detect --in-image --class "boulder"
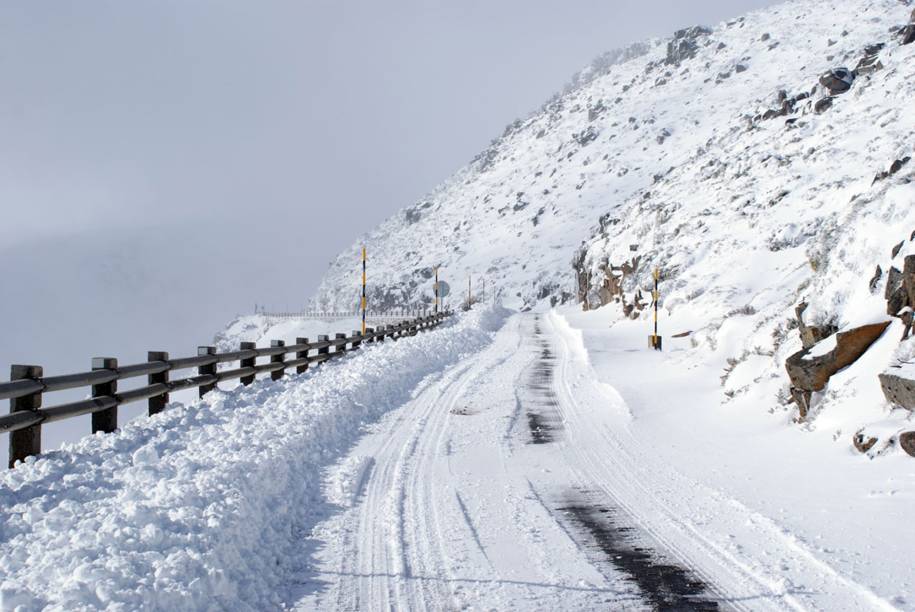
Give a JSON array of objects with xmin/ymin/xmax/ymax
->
[
  {"xmin": 786, "ymin": 321, "xmax": 891, "ymax": 392},
  {"xmin": 885, "ymin": 267, "xmax": 908, "ymax": 316},
  {"xmin": 795, "ymin": 302, "xmax": 838, "ymax": 349},
  {"xmin": 814, "ymin": 96, "xmax": 834, "ymax": 114},
  {"xmin": 900, "ymin": 432, "xmax": 915, "ymax": 457},
  {"xmin": 904, "ymin": 255, "xmax": 915, "ymax": 309},
  {"xmin": 791, "ymin": 388, "xmax": 812, "ymax": 420},
  {"xmin": 853, "ymin": 431, "xmax": 878, "ymax": 453},
  {"xmin": 869, "ymin": 265, "xmax": 883, "ymax": 292},
  {"xmin": 902, "ymin": 25, "xmax": 915, "ymax": 46},
  {"xmin": 874, "ymin": 157, "xmax": 912, "ymax": 183},
  {"xmin": 818, "ymin": 68, "xmax": 855, "ymax": 94},
  {"xmin": 879, "ymin": 370, "xmax": 915, "ymax": 410},
  {"xmin": 856, "ymin": 44, "xmax": 885, "ymax": 75},
  {"xmin": 901, "ymin": 308, "xmax": 914, "ymax": 340}
]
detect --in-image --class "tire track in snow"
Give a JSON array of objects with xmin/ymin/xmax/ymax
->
[
  {"xmin": 545, "ymin": 310, "xmax": 899, "ymax": 611},
  {"xmin": 524, "ymin": 315, "xmax": 722, "ymax": 610}
]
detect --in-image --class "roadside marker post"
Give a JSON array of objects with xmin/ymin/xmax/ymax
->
[
  {"xmin": 361, "ymin": 246, "xmax": 367, "ymax": 335},
  {"xmin": 434, "ymin": 266, "xmax": 440, "ymax": 314},
  {"xmin": 649, "ymin": 267, "xmax": 663, "ymax": 351}
]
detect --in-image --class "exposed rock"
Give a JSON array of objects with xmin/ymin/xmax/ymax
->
[
  {"xmin": 900, "ymin": 432, "xmax": 915, "ymax": 457},
  {"xmin": 853, "ymin": 431, "xmax": 878, "ymax": 453},
  {"xmin": 761, "ymin": 33, "xmax": 771, "ymax": 42},
  {"xmin": 573, "ymin": 126, "xmax": 600, "ymax": 146},
  {"xmin": 818, "ymin": 68, "xmax": 855, "ymax": 95},
  {"xmin": 901, "ymin": 308, "xmax": 914, "ymax": 340},
  {"xmin": 904, "ymin": 255, "xmax": 915, "ymax": 310},
  {"xmin": 795, "ymin": 302, "xmax": 838, "ymax": 349},
  {"xmin": 786, "ymin": 321, "xmax": 891, "ymax": 394},
  {"xmin": 874, "ymin": 157, "xmax": 912, "ymax": 183},
  {"xmin": 665, "ymin": 26, "xmax": 712, "ymax": 66},
  {"xmin": 892, "ymin": 241, "xmax": 905, "ymax": 258},
  {"xmin": 886, "ymin": 266, "xmax": 907, "ymax": 315},
  {"xmin": 881, "ymin": 370, "xmax": 915, "ymax": 410},
  {"xmin": 814, "ymin": 96, "xmax": 835, "ymax": 114},
  {"xmin": 791, "ymin": 387, "xmax": 812, "ymax": 420},
  {"xmin": 864, "ymin": 43, "xmax": 885, "ymax": 56},
  {"xmin": 735, "ymin": 64, "xmax": 748, "ymax": 73},
  {"xmin": 869, "ymin": 265, "xmax": 883, "ymax": 292},
  {"xmin": 901, "ymin": 24, "xmax": 915, "ymax": 46}
]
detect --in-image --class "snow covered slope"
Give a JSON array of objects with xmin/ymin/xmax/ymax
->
[
  {"xmin": 314, "ymin": 0, "xmax": 914, "ymax": 315},
  {"xmin": 314, "ymin": 0, "xmax": 915, "ymax": 445}
]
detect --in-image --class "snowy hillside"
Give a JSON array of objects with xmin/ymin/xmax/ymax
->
[
  {"xmin": 314, "ymin": 0, "xmax": 915, "ymax": 441},
  {"xmin": 315, "ymin": 0, "xmax": 914, "ymax": 315}
]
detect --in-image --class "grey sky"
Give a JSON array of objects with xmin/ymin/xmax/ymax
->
[{"xmin": 0, "ymin": 0, "xmax": 778, "ymax": 456}]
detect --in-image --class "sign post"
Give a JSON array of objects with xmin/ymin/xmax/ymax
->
[{"xmin": 649, "ymin": 267, "xmax": 662, "ymax": 351}]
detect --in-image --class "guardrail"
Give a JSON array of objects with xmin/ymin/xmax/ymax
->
[
  {"xmin": 1, "ymin": 311, "xmax": 452, "ymax": 469},
  {"xmin": 260, "ymin": 310, "xmax": 428, "ymax": 321}
]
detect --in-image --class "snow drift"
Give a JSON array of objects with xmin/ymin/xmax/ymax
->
[{"xmin": 0, "ymin": 306, "xmax": 508, "ymax": 611}]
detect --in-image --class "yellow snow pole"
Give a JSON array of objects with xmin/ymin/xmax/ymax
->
[{"xmin": 649, "ymin": 267, "xmax": 662, "ymax": 351}]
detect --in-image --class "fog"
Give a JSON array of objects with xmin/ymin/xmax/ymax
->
[{"xmin": 0, "ymin": 0, "xmax": 778, "ymax": 459}]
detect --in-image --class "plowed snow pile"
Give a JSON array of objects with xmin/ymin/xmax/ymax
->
[{"xmin": 0, "ymin": 308, "xmax": 507, "ymax": 610}]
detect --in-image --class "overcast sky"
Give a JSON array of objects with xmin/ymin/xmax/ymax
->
[{"xmin": 0, "ymin": 0, "xmax": 779, "ymax": 457}]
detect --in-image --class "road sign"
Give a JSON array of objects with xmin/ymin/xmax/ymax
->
[{"xmin": 436, "ymin": 280, "xmax": 451, "ymax": 298}]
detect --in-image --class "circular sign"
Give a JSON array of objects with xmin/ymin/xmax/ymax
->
[{"xmin": 436, "ymin": 280, "xmax": 451, "ymax": 298}]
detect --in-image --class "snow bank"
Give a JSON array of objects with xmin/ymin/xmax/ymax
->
[{"xmin": 0, "ymin": 306, "xmax": 509, "ymax": 611}]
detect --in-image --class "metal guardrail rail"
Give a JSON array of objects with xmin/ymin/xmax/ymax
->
[{"xmin": 2, "ymin": 311, "xmax": 452, "ymax": 468}]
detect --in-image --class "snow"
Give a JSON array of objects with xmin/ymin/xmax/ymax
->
[
  {"xmin": 290, "ymin": 309, "xmax": 913, "ymax": 610},
  {"xmin": 5, "ymin": 0, "xmax": 915, "ymax": 608},
  {"xmin": 0, "ymin": 307, "xmax": 508, "ymax": 611},
  {"xmin": 555, "ymin": 306, "xmax": 914, "ymax": 609},
  {"xmin": 309, "ymin": 0, "xmax": 915, "ymax": 452}
]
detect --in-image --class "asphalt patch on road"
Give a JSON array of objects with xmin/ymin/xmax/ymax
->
[
  {"xmin": 524, "ymin": 318, "xmax": 563, "ymax": 444},
  {"xmin": 557, "ymin": 492, "xmax": 720, "ymax": 611}
]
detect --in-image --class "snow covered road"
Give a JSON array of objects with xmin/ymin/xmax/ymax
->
[
  {"xmin": 1, "ymin": 307, "xmax": 909, "ymax": 610},
  {"xmin": 292, "ymin": 311, "xmax": 904, "ymax": 611}
]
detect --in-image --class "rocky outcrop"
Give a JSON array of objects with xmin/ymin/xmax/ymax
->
[
  {"xmin": 873, "ymin": 157, "xmax": 911, "ymax": 183},
  {"xmin": 882, "ymin": 255, "xmax": 915, "ymax": 317},
  {"xmin": 900, "ymin": 431, "xmax": 915, "ymax": 457},
  {"xmin": 902, "ymin": 25, "xmax": 915, "ymax": 46},
  {"xmin": 879, "ymin": 369, "xmax": 915, "ymax": 411},
  {"xmin": 795, "ymin": 302, "xmax": 838, "ymax": 349},
  {"xmin": 819, "ymin": 68, "xmax": 855, "ymax": 94},
  {"xmin": 855, "ymin": 43, "xmax": 885, "ymax": 75},
  {"xmin": 757, "ymin": 90, "xmax": 810, "ymax": 121},
  {"xmin": 665, "ymin": 26, "xmax": 711, "ymax": 66},
  {"xmin": 786, "ymin": 321, "xmax": 891, "ymax": 418}
]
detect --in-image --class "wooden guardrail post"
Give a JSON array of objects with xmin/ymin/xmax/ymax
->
[
  {"xmin": 296, "ymin": 338, "xmax": 309, "ymax": 374},
  {"xmin": 198, "ymin": 346, "xmax": 216, "ymax": 397},
  {"xmin": 318, "ymin": 335, "xmax": 330, "ymax": 358},
  {"xmin": 271, "ymin": 340, "xmax": 286, "ymax": 380},
  {"xmin": 8, "ymin": 364, "xmax": 43, "ymax": 468},
  {"xmin": 91, "ymin": 357, "xmax": 118, "ymax": 434},
  {"xmin": 335, "ymin": 333, "xmax": 347, "ymax": 355},
  {"xmin": 365, "ymin": 327, "xmax": 374, "ymax": 343},
  {"xmin": 148, "ymin": 351, "xmax": 169, "ymax": 415},
  {"xmin": 352, "ymin": 331, "xmax": 362, "ymax": 349},
  {"xmin": 240, "ymin": 342, "xmax": 256, "ymax": 386}
]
